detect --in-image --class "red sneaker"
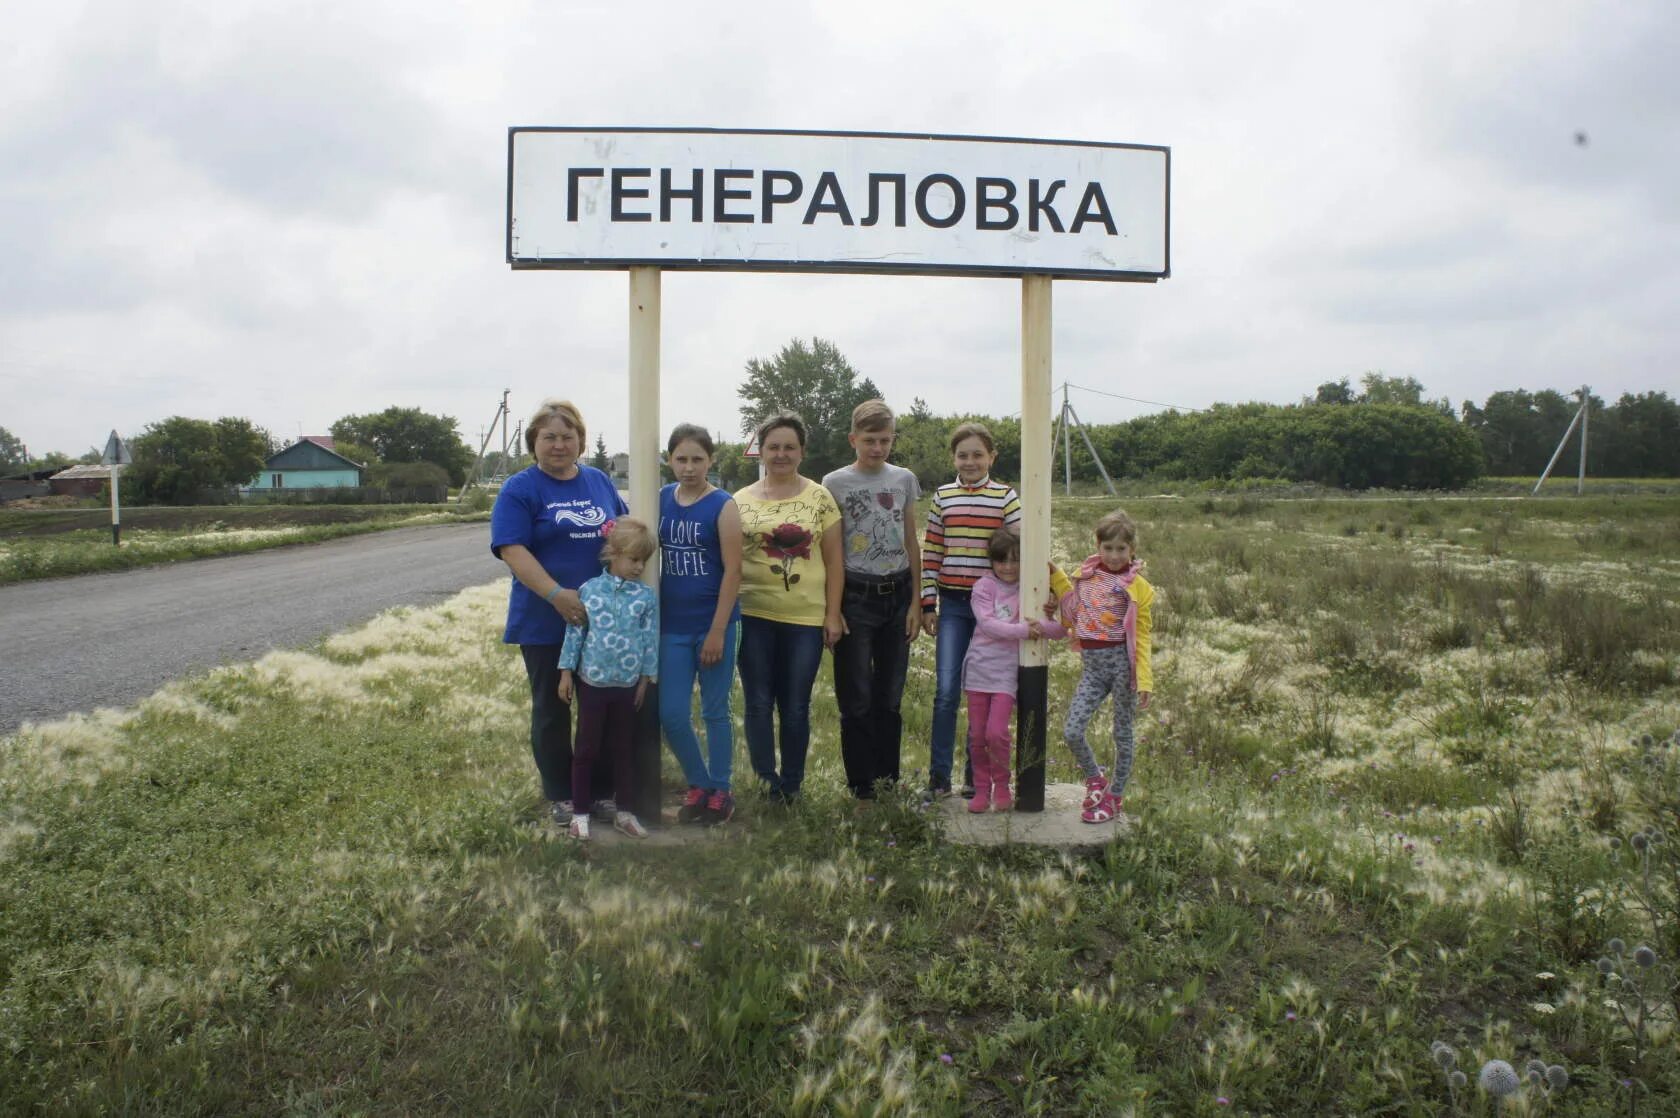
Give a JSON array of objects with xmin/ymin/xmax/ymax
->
[
  {"xmin": 1081, "ymin": 792, "xmax": 1121, "ymax": 824},
  {"xmin": 704, "ymin": 790, "xmax": 735, "ymax": 825},
  {"xmin": 1082, "ymin": 775, "xmax": 1109, "ymax": 811},
  {"xmin": 677, "ymin": 786, "xmax": 708, "ymax": 824}
]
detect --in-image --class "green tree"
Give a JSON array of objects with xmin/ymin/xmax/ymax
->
[
  {"xmin": 1313, "ymin": 378, "xmax": 1355, "ymax": 405},
  {"xmin": 737, "ymin": 337, "xmax": 882, "ymax": 479},
  {"xmin": 1357, "ymin": 371, "xmax": 1453, "ymax": 415},
  {"xmin": 0, "ymin": 426, "xmax": 27, "ymax": 471},
  {"xmin": 1598, "ymin": 391, "xmax": 1680, "ymax": 477},
  {"xmin": 30, "ymin": 450, "xmax": 77, "ymax": 472},
  {"xmin": 591, "ymin": 435, "xmax": 610, "ymax": 472},
  {"xmin": 712, "ymin": 442, "xmax": 752, "ymax": 490},
  {"xmin": 1357, "ymin": 371, "xmax": 1426, "ymax": 406},
  {"xmin": 126, "ymin": 416, "xmax": 272, "ymax": 504},
  {"xmin": 1461, "ymin": 389, "xmax": 1579, "ymax": 475},
  {"xmin": 330, "ymin": 407, "xmax": 474, "ymax": 486},
  {"xmin": 330, "ymin": 439, "xmax": 377, "ymax": 468}
]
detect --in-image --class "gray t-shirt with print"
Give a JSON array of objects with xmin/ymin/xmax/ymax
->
[{"xmin": 822, "ymin": 462, "xmax": 922, "ymax": 577}]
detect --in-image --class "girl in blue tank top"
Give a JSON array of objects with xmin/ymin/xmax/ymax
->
[{"xmin": 658, "ymin": 425, "xmax": 743, "ymax": 824}]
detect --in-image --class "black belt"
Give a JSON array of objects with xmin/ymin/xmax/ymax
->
[{"xmin": 847, "ymin": 570, "xmax": 911, "ymax": 595}]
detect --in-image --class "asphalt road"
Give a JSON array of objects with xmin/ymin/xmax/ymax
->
[{"xmin": 0, "ymin": 523, "xmax": 505, "ymax": 734}]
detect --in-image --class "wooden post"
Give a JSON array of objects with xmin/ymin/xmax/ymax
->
[
  {"xmin": 628, "ymin": 266, "xmax": 664, "ymax": 823},
  {"xmin": 1016, "ymin": 275, "xmax": 1053, "ymax": 812}
]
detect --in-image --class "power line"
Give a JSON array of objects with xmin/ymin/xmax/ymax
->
[{"xmin": 1062, "ymin": 381, "xmax": 1202, "ymax": 414}]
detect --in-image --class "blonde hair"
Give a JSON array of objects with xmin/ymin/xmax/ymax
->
[
  {"xmin": 949, "ymin": 421, "xmax": 995, "ymax": 455},
  {"xmin": 1094, "ymin": 509, "xmax": 1138, "ymax": 548},
  {"xmin": 526, "ymin": 398, "xmax": 586, "ymax": 455},
  {"xmin": 600, "ymin": 516, "xmax": 656, "ymax": 563},
  {"xmin": 851, "ymin": 399, "xmax": 895, "ymax": 433}
]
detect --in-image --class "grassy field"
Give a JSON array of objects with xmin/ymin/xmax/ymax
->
[
  {"xmin": 0, "ymin": 502, "xmax": 490, "ymax": 585},
  {"xmin": 2, "ymin": 494, "xmax": 1677, "ymax": 1114}
]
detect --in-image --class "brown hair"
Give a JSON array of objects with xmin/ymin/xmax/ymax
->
[
  {"xmin": 600, "ymin": 516, "xmax": 656, "ymax": 563},
  {"xmin": 756, "ymin": 411, "xmax": 807, "ymax": 449},
  {"xmin": 948, "ymin": 421, "xmax": 995, "ymax": 455},
  {"xmin": 526, "ymin": 398, "xmax": 586, "ymax": 455},
  {"xmin": 666, "ymin": 423, "xmax": 715, "ymax": 456},
  {"xmin": 986, "ymin": 524, "xmax": 1021, "ymax": 563},
  {"xmin": 1094, "ymin": 509, "xmax": 1138, "ymax": 548},
  {"xmin": 850, "ymin": 399, "xmax": 895, "ymax": 433}
]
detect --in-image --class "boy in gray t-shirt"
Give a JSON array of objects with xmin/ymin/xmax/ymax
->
[{"xmin": 822, "ymin": 400, "xmax": 922, "ymax": 799}]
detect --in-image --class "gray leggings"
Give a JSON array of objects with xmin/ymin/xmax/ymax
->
[{"xmin": 1062, "ymin": 645, "xmax": 1136, "ymax": 792}]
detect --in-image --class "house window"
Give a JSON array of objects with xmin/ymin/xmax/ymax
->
[{"xmin": 272, "ymin": 474, "xmax": 284, "ymax": 488}]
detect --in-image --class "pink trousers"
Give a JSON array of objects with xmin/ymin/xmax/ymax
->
[{"xmin": 965, "ymin": 690, "xmax": 1016, "ymax": 799}]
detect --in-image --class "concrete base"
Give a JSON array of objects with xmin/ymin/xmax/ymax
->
[{"xmin": 937, "ymin": 781, "xmax": 1133, "ymax": 848}]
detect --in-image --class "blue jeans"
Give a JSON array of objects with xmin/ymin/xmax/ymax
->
[
  {"xmin": 658, "ymin": 622, "xmax": 738, "ymax": 791},
  {"xmin": 928, "ymin": 589, "xmax": 976, "ymax": 788},
  {"xmin": 737, "ymin": 615, "xmax": 825, "ymax": 797}
]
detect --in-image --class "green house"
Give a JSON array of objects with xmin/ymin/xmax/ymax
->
[{"xmin": 247, "ymin": 438, "xmax": 365, "ymax": 491}]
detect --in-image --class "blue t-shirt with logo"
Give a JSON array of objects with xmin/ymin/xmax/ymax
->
[{"xmin": 490, "ymin": 465, "xmax": 628, "ymax": 645}]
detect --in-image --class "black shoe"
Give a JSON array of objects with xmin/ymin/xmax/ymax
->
[
  {"xmin": 593, "ymin": 798, "xmax": 617, "ymax": 823},
  {"xmin": 676, "ymin": 787, "xmax": 708, "ymax": 824},
  {"xmin": 703, "ymin": 790, "xmax": 735, "ymax": 825},
  {"xmin": 959, "ymin": 783, "xmax": 976, "ymax": 799}
]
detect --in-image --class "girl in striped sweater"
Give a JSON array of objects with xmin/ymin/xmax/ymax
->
[{"xmin": 919, "ymin": 423, "xmax": 1022, "ymax": 799}]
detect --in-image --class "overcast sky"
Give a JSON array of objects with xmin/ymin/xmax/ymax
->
[{"xmin": 3, "ymin": 0, "xmax": 1675, "ymax": 460}]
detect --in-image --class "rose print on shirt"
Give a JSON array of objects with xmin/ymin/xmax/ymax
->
[{"xmin": 763, "ymin": 522, "xmax": 813, "ymax": 590}]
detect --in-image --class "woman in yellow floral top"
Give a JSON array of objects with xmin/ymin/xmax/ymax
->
[{"xmin": 734, "ymin": 412, "xmax": 843, "ymax": 802}]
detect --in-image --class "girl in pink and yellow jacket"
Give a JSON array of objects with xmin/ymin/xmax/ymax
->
[{"xmin": 1059, "ymin": 509, "xmax": 1155, "ymax": 824}]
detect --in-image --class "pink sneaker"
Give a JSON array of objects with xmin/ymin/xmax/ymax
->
[
  {"xmin": 1081, "ymin": 792, "xmax": 1121, "ymax": 824},
  {"xmin": 1082, "ymin": 775, "xmax": 1108, "ymax": 811},
  {"xmin": 991, "ymin": 785, "xmax": 1013, "ymax": 812}
]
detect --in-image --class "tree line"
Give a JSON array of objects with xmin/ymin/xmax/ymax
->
[
  {"xmin": 8, "ymin": 348, "xmax": 1677, "ymax": 502},
  {"xmin": 0, "ymin": 408, "xmax": 476, "ymax": 505},
  {"xmin": 722, "ymin": 346, "xmax": 1680, "ymax": 491}
]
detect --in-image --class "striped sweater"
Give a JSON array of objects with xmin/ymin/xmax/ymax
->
[{"xmin": 920, "ymin": 477, "xmax": 1022, "ymax": 608}]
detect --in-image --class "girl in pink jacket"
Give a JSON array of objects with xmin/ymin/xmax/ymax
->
[{"xmin": 961, "ymin": 527, "xmax": 1066, "ymax": 812}]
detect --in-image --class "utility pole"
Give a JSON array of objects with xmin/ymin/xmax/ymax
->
[
  {"xmin": 1532, "ymin": 386, "xmax": 1591, "ymax": 496},
  {"xmin": 1053, "ymin": 383, "xmax": 1118, "ymax": 497}
]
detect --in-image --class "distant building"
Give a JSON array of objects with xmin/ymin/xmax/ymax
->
[
  {"xmin": 609, "ymin": 452, "xmax": 630, "ymax": 486},
  {"xmin": 47, "ymin": 463, "xmax": 114, "ymax": 498},
  {"xmin": 1, "ymin": 467, "xmax": 56, "ymax": 503},
  {"xmin": 247, "ymin": 439, "xmax": 365, "ymax": 491}
]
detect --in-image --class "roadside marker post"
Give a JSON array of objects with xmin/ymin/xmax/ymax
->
[
  {"xmin": 509, "ymin": 127, "xmax": 1170, "ymax": 815},
  {"xmin": 101, "ymin": 430, "xmax": 131, "ymax": 546}
]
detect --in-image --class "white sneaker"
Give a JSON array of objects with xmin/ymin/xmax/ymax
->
[
  {"xmin": 614, "ymin": 811, "xmax": 649, "ymax": 839},
  {"xmin": 567, "ymin": 815, "xmax": 590, "ymax": 841}
]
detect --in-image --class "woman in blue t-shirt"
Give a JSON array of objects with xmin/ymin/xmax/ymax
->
[
  {"xmin": 490, "ymin": 399, "xmax": 628, "ymax": 828},
  {"xmin": 658, "ymin": 424, "xmax": 743, "ymax": 825}
]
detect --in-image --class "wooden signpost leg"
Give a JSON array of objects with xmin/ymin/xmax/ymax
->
[
  {"xmin": 628, "ymin": 266, "xmax": 664, "ymax": 823},
  {"xmin": 1016, "ymin": 275, "xmax": 1052, "ymax": 812}
]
